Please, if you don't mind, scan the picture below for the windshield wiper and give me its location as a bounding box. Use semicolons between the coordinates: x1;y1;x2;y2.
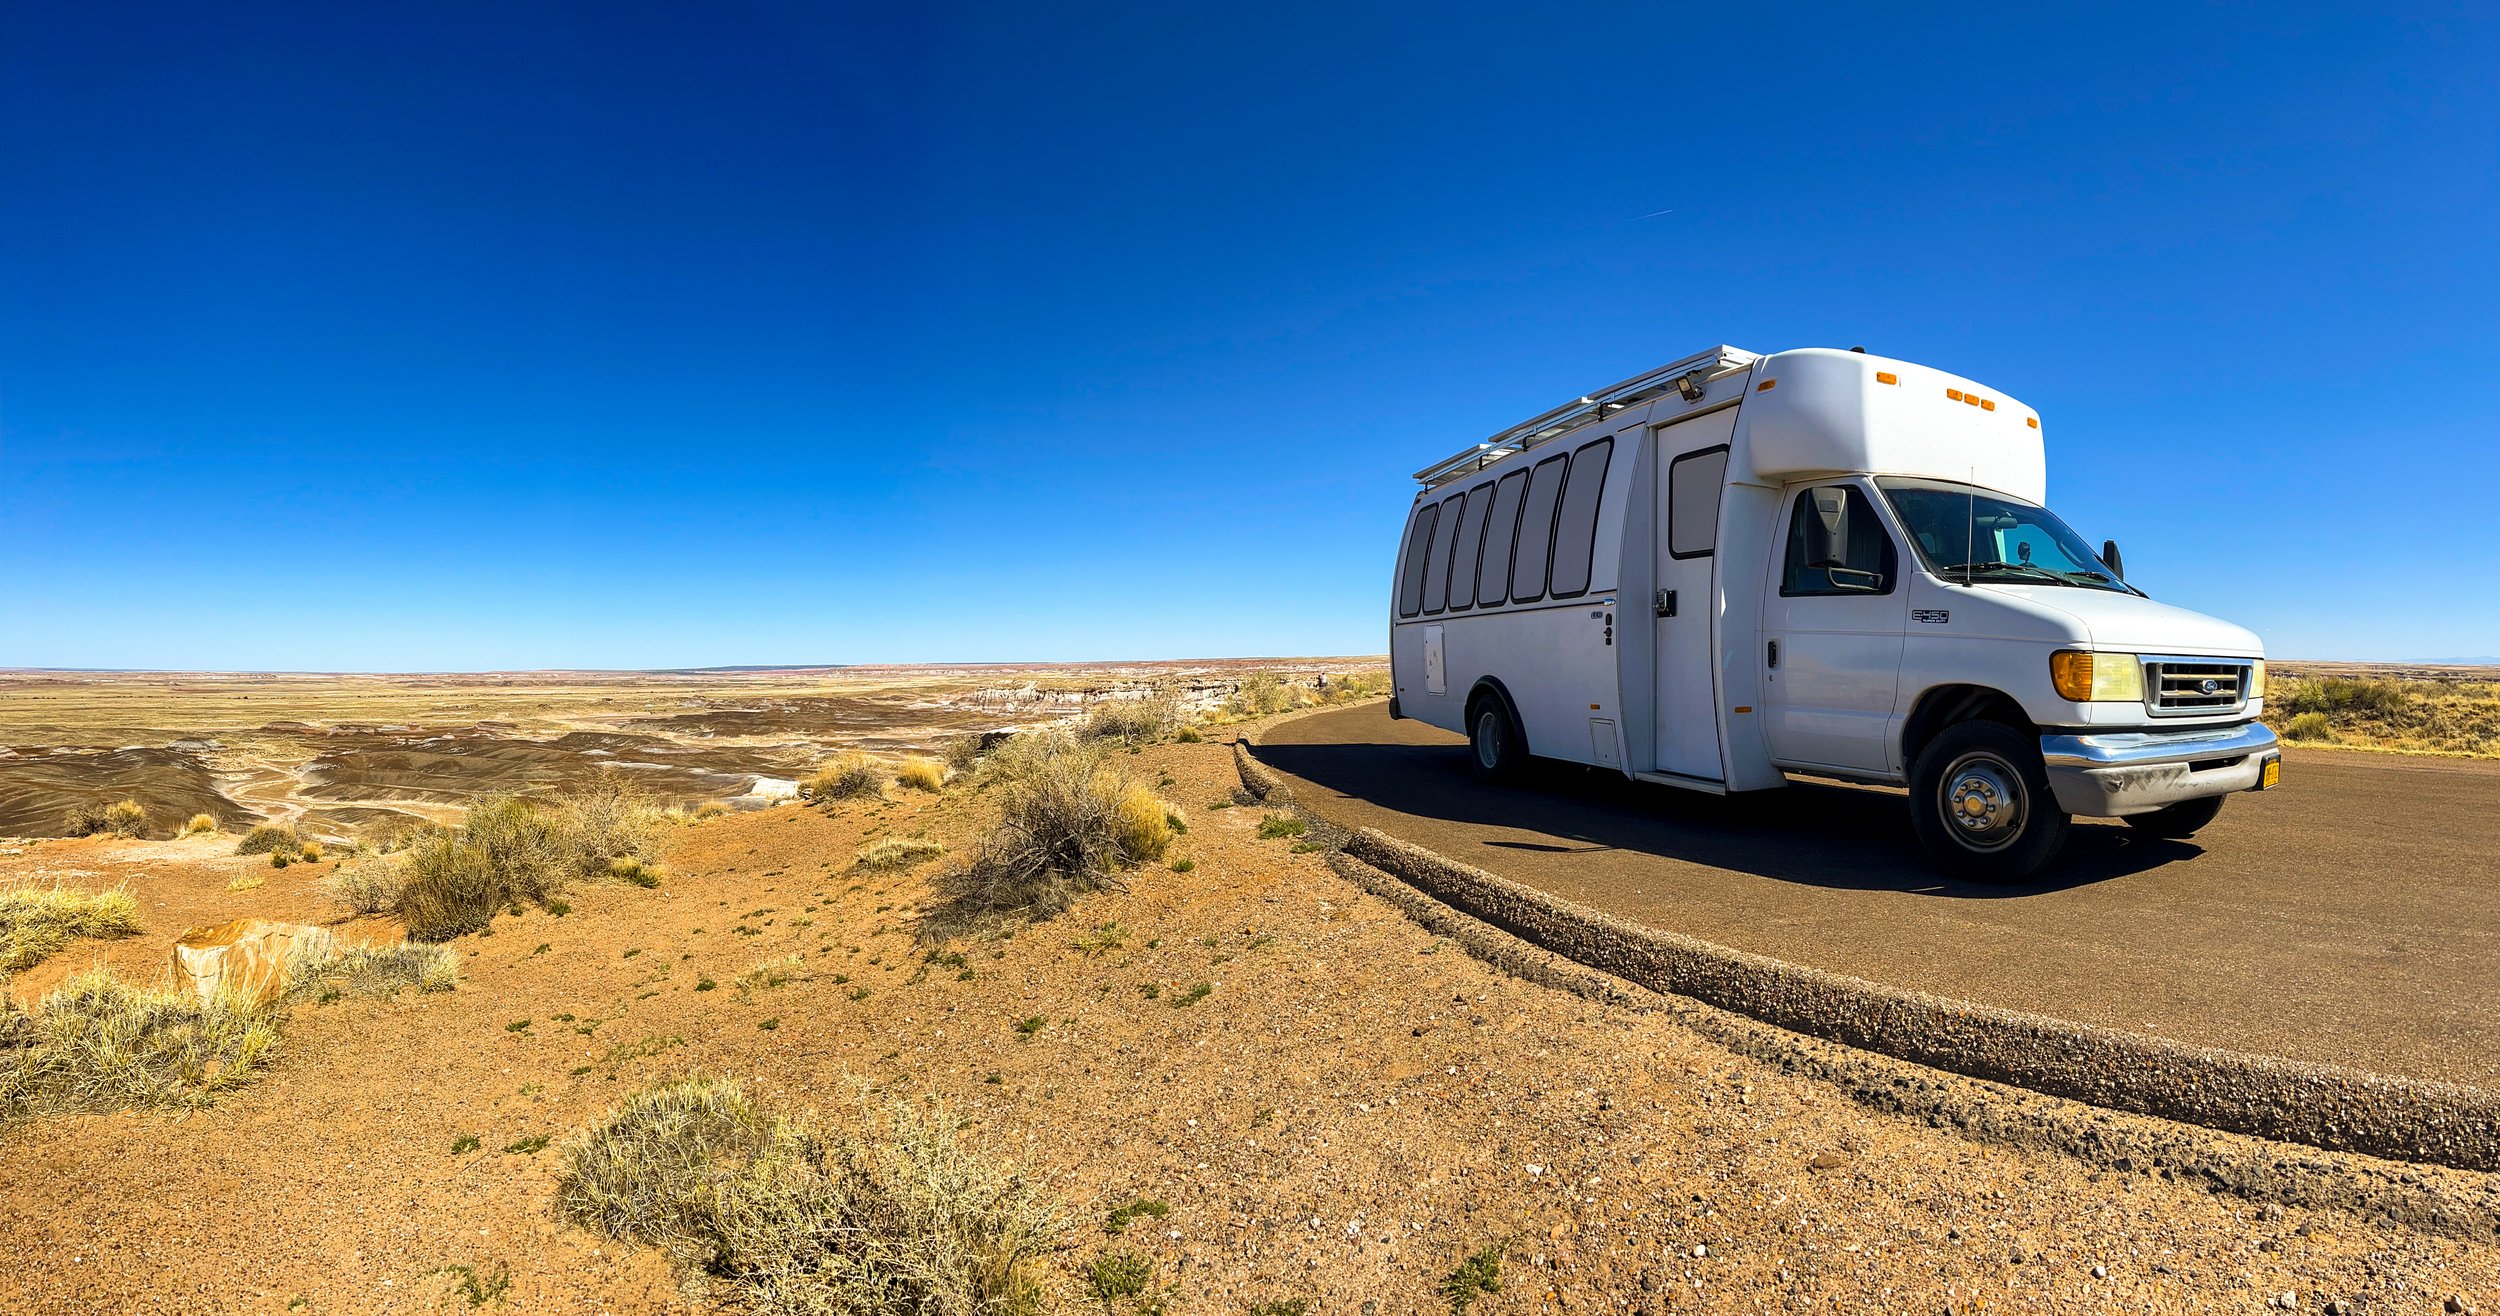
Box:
1940;560;2067;585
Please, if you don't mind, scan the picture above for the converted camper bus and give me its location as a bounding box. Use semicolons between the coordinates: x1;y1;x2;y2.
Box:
1388;346;2279;881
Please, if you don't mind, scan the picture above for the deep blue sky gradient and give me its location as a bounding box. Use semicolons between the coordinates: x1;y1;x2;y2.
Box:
5;2;2495;668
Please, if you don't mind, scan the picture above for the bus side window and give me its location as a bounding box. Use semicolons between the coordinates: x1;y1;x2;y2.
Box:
1397;502;1441;617
1509;453;1570;603
1474;470;1530;608
1420;489;1468;614
1549;438;1614;597
1445;482;1495;610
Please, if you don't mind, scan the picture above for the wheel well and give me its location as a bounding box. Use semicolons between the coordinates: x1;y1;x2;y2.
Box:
1901;684;2034;767
1465;679;1528;756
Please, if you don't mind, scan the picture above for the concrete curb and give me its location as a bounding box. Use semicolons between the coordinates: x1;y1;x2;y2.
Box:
1231;734;2500;1176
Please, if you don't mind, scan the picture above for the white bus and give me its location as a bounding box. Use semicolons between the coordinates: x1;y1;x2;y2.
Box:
1388;345;2279;881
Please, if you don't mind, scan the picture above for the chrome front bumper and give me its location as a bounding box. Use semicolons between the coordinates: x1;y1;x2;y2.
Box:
2039;722;2281;818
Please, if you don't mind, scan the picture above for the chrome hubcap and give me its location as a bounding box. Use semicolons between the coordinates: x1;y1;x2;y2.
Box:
1942;753;2024;850
1475;712;1503;769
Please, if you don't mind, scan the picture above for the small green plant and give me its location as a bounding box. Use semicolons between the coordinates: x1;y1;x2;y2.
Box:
1290;840;1323;854
1139;981;1161;1000
1173;981;1212;1008
1170;858;1195;873
1206;800;1232;810
2286;710;2335;741
1249;1302;1309;1316
533;942;551;955
848;985;871;1002
1250;1106;1274;1128
696;976;717;991
1256;814;1305;840
1015;1014;1046;1037
547;898;571;916
1086;1248;1156;1311
1104;1197;1170;1234
503;1135;551;1155
505;1019;531;1033
600;1034;685;1064
1440;1242;1505;1315
1075;921;1129;956
451;1133;481;1154
608;856;662;888
427;1260;512;1308
758;1017;780;1031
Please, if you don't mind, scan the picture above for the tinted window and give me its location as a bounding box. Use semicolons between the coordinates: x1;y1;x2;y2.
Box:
1780;486;1898;597
1548;438;1613;598
1445;482;1495;610
1420;490;1467;614
1474;470;1529;608
1397;502;1440;617
1508;454;1570;603
1668;446;1728;559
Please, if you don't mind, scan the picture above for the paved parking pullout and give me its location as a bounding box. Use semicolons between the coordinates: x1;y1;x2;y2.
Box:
1256;703;2500;1091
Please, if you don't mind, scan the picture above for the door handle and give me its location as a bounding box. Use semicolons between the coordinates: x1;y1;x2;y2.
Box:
1767;640;1780;669
1654;589;1677;618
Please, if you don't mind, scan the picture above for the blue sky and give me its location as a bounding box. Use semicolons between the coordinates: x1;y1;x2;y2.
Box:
4;2;2495;669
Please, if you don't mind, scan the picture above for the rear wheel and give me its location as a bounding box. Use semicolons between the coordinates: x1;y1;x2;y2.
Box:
2123;795;2225;839
1467;696;1525;782
1909;720;2070;882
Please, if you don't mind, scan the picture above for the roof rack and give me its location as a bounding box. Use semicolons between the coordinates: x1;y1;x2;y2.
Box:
1412;345;1761;489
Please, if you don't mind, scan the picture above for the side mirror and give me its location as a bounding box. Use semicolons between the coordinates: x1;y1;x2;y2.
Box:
2101;538;2126;582
1804;486;1850;569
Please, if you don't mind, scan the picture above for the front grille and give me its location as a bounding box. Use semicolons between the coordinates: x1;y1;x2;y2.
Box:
2145;659;2250;716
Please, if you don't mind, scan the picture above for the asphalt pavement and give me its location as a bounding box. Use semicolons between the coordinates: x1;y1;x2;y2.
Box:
1257;703;2500;1088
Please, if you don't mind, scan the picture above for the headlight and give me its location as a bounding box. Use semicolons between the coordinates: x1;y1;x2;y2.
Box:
2049;650;2145;703
2248;659;2267;700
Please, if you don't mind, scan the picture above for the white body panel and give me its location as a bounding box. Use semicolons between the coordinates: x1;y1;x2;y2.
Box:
1389;345;2270;809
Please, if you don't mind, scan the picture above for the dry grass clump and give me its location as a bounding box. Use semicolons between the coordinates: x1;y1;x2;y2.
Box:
803;752;887;804
236;823;304;857
2262;674;2500;757
1079;694;1181;746
63;799;150;839
182;813;219;837
0;885;142;976
896;758;949;793
1224;670;1303;719
558;774;665;878
936;736;1177;926
939;733;992;777
857;837;947;871
556;1075;1061;1316
0;971;279;1124
289;939;460;999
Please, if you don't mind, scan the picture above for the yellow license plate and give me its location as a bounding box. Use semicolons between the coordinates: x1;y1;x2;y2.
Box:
2260;758;2281;790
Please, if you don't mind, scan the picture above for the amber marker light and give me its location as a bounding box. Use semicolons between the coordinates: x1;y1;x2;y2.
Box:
2027;417;2040;428
1875;371;1898;385
2049;650;2145;703
1756;378;1777;391
1946;388;1963;401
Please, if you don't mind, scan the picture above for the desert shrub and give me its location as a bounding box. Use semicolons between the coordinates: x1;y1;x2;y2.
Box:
289;940;459;999
182;813;219;837
804;752;887;804
297;839;325;864
1320;669;1390;703
0;970;279;1123
555;775;663;879
556;1075;1061;1315
2285;711;2336;742
458;796;568;906
0;885;142;975
323;858;406;916
939;733;991;776
236;824;304;857
1080;694;1181;746
357;813;437;854
227;874;265;893
2279;677;2410;719
936;737;1177;926
64;800;149;839
857;837;947;871
1257;813;1306;840
608;856;662;888
896;758;948;793
397;833;508;941
1226;670;1303;719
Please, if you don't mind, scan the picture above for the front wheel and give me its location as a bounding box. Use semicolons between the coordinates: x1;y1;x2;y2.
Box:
1909;721;2070;882
2123;795;2225;839
1468;698;1525;782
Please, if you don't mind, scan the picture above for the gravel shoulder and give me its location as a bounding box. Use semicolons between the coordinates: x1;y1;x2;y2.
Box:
2;728;2496;1314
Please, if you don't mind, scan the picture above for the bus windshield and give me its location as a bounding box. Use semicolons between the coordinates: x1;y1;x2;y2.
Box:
1876;478;2136;594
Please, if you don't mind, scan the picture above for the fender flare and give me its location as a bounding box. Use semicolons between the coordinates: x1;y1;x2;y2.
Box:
1464;678;1530;758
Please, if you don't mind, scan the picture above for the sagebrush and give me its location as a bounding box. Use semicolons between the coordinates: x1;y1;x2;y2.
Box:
934;735;1175;928
556;1074;1061;1315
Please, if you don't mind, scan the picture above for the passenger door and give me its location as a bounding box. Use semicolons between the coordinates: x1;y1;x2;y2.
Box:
1759;481;1907;774
1651;419;1734;781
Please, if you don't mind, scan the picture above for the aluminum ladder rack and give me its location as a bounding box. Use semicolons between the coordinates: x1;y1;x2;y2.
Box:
1413;345;1760;490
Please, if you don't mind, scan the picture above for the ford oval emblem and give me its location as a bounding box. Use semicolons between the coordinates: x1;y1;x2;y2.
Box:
2198;678;2219;695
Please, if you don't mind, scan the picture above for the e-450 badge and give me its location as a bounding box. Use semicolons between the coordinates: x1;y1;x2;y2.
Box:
1911;609;1950;624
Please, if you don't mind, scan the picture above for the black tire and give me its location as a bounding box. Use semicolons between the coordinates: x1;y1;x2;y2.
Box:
1466;694;1525;782
1908;720;2070;882
2123;795;2225;839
